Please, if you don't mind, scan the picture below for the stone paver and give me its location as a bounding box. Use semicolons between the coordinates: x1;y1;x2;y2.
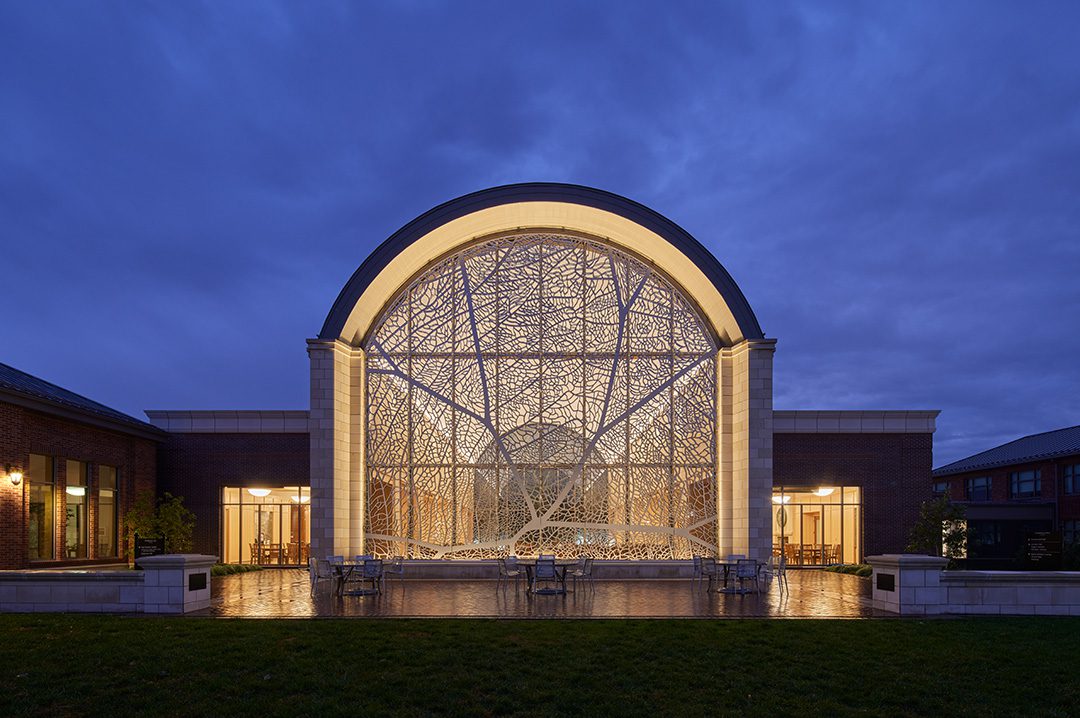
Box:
204;569;886;618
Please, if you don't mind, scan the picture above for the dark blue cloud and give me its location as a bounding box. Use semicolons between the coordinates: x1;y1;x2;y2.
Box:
1;1;1078;465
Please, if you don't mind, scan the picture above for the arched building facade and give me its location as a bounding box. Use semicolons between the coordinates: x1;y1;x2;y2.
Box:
307;184;776;561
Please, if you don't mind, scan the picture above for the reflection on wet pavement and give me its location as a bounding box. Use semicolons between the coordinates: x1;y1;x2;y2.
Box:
204;569;887;618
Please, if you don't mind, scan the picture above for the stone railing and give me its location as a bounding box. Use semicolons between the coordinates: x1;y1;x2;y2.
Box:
0;554;216;614
867;554;1080;616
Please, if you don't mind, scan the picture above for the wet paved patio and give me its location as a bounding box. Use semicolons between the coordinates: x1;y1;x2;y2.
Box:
203;569;887;618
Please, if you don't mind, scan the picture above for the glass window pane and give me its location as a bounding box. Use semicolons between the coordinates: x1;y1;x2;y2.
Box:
65;460;88;559
97;465;117;557
28;454;54;560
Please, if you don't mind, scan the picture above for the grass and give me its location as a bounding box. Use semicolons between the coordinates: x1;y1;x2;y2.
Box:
1;616;1078;717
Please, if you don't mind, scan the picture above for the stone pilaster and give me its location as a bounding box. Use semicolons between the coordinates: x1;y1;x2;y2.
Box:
307;339;365;560
719;338;775;561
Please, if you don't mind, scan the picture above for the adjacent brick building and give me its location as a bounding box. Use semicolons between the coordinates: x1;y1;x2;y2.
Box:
0;363;161;570
932;425;1080;566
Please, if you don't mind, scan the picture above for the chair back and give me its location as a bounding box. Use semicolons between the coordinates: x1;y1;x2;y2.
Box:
692;555;702;573
700;556;718;575
736;559;757;579
328;555;344;565
535;558;557;579
582;558;594;576
505;555;519;570
575;555;588;570
316;559;334;578
363;559;383;578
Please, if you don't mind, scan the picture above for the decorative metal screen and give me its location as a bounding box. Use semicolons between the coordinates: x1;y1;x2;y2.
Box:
364;233;718;559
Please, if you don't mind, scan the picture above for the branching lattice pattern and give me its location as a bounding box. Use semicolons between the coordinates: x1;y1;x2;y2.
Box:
364;234;718;559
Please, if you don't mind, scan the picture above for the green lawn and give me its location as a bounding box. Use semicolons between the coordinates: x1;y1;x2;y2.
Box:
1;616;1077;716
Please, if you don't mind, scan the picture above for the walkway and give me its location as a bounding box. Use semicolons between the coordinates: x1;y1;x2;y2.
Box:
204;569;886;618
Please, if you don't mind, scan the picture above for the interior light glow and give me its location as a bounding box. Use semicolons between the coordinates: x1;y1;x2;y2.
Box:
813;487;835;497
66;486;86;497
247;488;272;498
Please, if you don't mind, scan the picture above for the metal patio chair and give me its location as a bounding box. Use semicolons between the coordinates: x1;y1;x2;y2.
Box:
531;557;565;594
311;558;337;596
734;558;759;594
565;556;595;591
383;556;405;589
496;556;525;592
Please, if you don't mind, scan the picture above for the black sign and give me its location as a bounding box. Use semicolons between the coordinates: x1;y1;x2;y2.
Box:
876;572;895;592
1026;531;1062;570
134;535;166;568
188;572;207;591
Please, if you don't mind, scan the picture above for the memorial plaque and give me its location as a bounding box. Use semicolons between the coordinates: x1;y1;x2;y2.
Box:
1026;531;1062;570
188;572;208;591
134;535;166;568
876;572;895;592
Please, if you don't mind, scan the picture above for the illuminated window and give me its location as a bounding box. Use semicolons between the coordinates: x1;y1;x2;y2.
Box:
28;454;54;560
932;480;949;497
221;487;310;565
965;476;991;501
1008;469;1040;499
97;465;118;557
65;460;89;559
364;234;718;559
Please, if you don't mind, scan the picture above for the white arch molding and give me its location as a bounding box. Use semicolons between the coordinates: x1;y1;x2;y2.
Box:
307;185;775;562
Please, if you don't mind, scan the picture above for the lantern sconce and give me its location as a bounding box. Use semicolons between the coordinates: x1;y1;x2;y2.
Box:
5;464;23;487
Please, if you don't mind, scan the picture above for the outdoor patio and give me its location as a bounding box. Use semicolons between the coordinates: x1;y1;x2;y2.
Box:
203;568;885;618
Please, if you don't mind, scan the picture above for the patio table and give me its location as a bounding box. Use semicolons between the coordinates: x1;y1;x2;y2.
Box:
707;559;762;594
334;559;383;596
515;558;576;594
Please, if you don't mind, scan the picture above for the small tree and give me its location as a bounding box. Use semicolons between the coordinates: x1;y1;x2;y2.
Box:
123;490;196;561
156;493;196;553
906;496;969;566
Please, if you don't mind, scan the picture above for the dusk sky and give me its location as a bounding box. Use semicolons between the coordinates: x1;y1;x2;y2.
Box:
2;2;1078;466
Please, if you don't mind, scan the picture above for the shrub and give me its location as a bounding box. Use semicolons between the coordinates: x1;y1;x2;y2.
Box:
211;564;263;577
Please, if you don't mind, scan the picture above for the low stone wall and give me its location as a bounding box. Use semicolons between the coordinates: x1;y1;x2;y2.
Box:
0;554;216;614
382;560;697;580
867;554;1080;616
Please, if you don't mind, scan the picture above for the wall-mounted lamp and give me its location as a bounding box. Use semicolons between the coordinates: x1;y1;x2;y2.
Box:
813;487;835;497
290;494;310;504
247;488;272;498
5;465;22;487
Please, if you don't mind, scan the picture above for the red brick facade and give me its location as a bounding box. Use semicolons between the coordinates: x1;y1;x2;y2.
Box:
0;399;158;569
935;454;1080;530
773;432;935;558
156;433;310;556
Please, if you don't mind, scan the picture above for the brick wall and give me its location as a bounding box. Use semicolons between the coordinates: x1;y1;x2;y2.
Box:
936;453;1080;523
0;400;157;569
156;433;309;556
773;432;935;557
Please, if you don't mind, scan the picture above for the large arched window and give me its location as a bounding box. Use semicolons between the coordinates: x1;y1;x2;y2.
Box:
364;233;719;558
